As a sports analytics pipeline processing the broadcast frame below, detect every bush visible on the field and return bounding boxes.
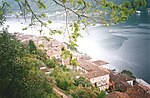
[36,49,47,62]
[28,40,37,54]
[74,77,92,87]
[45,58,58,68]
[121,70,136,79]
[70,86,96,98]
[70,86,106,98]
[56,78,71,90]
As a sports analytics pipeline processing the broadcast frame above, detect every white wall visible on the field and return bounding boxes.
[90,74,110,90]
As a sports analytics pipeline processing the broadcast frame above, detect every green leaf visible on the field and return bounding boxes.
[15,0,20,2]
[40,13,46,18]
[62,0,67,3]
[61,50,71,59]
[57,30,62,34]
[38,0,46,9]
[48,20,52,24]
[22,27,28,30]
[78,0,83,4]
[0,11,3,15]
[42,36,50,41]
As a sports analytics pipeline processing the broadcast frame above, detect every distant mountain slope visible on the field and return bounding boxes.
[0,0,62,13]
[0,0,149,12]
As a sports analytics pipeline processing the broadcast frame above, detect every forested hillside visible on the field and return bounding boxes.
[1,0,149,13]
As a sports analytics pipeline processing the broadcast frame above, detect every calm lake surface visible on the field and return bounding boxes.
[4,12,150,84]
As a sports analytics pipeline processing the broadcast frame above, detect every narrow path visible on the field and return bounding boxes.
[53,87,70,98]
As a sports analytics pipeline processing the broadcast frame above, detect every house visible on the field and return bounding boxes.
[93,60,109,69]
[82,68,110,91]
[51,39,62,48]
[126,84,150,98]
[47,49,61,59]
[106,91,130,98]
[17,34,33,43]
[77,60,110,90]
[79,54,91,60]
[109,71,134,92]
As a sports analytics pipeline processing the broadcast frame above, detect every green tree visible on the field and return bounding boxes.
[70,86,106,98]
[51,66,76,90]
[0,1,9,26]
[121,69,136,79]
[0,28,26,98]
[28,39,37,54]
[74,77,92,87]
[96,90,106,98]
[21,70,53,98]
[70,86,96,98]
[0,28,53,98]
[45,57,58,68]
[36,49,48,62]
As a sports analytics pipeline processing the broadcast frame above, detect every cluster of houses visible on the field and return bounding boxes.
[16,33,150,98]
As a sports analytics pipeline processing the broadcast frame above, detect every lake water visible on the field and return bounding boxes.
[3,12,150,84]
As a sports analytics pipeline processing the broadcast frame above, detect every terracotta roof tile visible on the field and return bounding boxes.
[106,91,130,98]
[82,68,109,79]
[110,72,133,82]
[93,60,109,66]
[78,60,98,72]
[126,84,150,98]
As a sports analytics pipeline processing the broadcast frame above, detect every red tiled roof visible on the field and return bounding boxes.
[82,68,109,79]
[93,60,109,66]
[78,60,98,72]
[106,91,130,98]
[109,71,133,91]
[47,50,61,56]
[126,84,150,98]
[110,72,133,82]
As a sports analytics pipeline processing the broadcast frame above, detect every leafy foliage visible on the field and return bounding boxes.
[0,28,27,97]
[45,58,58,68]
[74,77,92,87]
[0,1,10,26]
[36,49,47,62]
[0,28,53,98]
[20,70,53,98]
[121,69,136,79]
[70,86,106,98]
[28,40,37,54]
[52,66,75,91]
